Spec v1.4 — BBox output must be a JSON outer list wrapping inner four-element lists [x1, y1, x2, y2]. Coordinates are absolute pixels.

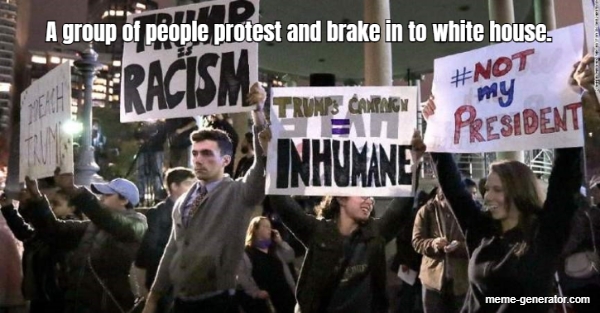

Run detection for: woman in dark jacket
[[268, 130, 425, 313], [420, 96, 583, 313]]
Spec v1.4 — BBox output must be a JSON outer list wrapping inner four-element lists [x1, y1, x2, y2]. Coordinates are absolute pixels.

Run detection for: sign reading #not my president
[[424, 24, 584, 153], [120, 0, 259, 122], [266, 87, 418, 197], [20, 62, 73, 182]]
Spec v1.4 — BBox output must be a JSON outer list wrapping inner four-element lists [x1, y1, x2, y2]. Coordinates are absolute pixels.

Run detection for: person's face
[[50, 195, 72, 218], [100, 193, 128, 211], [339, 196, 375, 222], [256, 219, 272, 241], [467, 186, 478, 201], [170, 178, 196, 200], [484, 172, 511, 220], [192, 140, 231, 182]]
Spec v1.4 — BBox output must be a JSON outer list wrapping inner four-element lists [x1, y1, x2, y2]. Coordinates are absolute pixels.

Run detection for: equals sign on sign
[[331, 119, 351, 135]]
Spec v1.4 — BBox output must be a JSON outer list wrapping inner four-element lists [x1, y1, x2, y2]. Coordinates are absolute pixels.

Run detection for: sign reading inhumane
[[266, 86, 418, 197]]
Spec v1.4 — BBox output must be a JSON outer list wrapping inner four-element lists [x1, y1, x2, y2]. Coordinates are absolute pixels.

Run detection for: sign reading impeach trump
[[424, 24, 584, 153], [19, 62, 73, 182], [266, 86, 418, 197], [120, 0, 259, 122]]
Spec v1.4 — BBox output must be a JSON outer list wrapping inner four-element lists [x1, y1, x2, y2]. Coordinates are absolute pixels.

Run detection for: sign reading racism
[[266, 86, 418, 197], [20, 62, 73, 182], [120, 0, 259, 122], [424, 24, 584, 153]]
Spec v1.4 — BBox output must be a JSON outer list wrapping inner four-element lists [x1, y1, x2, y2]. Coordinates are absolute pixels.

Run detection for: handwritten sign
[[19, 62, 73, 181], [266, 86, 418, 197], [120, 0, 259, 122], [424, 24, 584, 153]]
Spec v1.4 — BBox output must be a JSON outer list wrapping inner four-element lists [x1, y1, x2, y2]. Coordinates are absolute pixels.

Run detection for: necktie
[[184, 185, 207, 227]]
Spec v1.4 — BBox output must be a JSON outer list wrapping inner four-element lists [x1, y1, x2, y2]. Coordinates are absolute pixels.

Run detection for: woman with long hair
[[267, 130, 426, 313], [237, 216, 296, 313], [419, 82, 585, 312]]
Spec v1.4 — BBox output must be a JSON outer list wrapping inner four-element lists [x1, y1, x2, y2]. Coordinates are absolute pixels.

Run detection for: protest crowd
[[1, 1, 600, 313], [0, 53, 598, 313]]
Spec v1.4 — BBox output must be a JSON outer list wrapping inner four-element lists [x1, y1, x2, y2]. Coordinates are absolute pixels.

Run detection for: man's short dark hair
[[190, 128, 233, 156], [463, 178, 477, 189], [164, 167, 195, 192], [244, 132, 253, 143]]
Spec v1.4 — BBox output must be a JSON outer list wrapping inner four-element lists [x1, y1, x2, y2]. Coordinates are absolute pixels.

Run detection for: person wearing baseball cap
[[20, 168, 147, 313], [91, 178, 140, 211]]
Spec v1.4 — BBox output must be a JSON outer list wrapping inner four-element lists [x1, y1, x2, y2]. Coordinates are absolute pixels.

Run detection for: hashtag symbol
[[450, 67, 473, 87]]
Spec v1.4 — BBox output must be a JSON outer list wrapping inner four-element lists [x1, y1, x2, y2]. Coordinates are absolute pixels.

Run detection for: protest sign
[[120, 0, 259, 122], [266, 86, 418, 197], [19, 62, 73, 182], [424, 24, 584, 153]]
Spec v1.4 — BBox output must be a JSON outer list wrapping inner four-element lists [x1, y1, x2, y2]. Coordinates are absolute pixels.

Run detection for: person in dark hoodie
[[22, 169, 148, 313], [420, 94, 583, 312], [268, 130, 426, 313]]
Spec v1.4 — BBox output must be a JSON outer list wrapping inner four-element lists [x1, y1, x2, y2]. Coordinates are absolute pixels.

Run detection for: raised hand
[[53, 167, 78, 196], [570, 54, 594, 92], [248, 82, 267, 110], [24, 176, 42, 200], [422, 95, 436, 121]]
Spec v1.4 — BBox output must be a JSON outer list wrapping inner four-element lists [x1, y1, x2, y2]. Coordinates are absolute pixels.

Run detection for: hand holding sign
[[24, 176, 42, 200], [53, 167, 80, 197], [422, 95, 436, 121], [248, 82, 267, 110], [570, 54, 594, 93]]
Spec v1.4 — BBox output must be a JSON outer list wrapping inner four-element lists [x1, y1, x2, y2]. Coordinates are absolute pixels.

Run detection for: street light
[[73, 46, 104, 186]]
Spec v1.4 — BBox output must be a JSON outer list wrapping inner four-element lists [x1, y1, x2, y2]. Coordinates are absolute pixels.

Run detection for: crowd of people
[[0, 54, 598, 313]]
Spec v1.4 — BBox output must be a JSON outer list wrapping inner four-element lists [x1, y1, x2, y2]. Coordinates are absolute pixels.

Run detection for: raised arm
[[239, 83, 268, 206], [71, 188, 147, 243], [538, 147, 583, 254], [377, 130, 427, 243], [268, 195, 319, 246], [422, 97, 490, 250], [1, 203, 35, 242]]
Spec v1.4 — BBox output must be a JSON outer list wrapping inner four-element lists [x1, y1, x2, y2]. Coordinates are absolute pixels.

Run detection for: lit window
[[112, 60, 121, 67], [31, 55, 46, 64], [50, 56, 61, 64], [0, 82, 10, 92]]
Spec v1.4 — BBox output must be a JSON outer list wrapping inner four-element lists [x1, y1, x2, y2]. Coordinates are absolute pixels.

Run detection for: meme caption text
[[46, 20, 553, 46]]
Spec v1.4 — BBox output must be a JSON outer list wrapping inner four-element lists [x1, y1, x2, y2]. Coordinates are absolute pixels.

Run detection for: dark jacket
[[135, 198, 175, 289], [1, 203, 67, 309], [28, 189, 148, 313], [431, 148, 582, 313], [269, 195, 414, 313]]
